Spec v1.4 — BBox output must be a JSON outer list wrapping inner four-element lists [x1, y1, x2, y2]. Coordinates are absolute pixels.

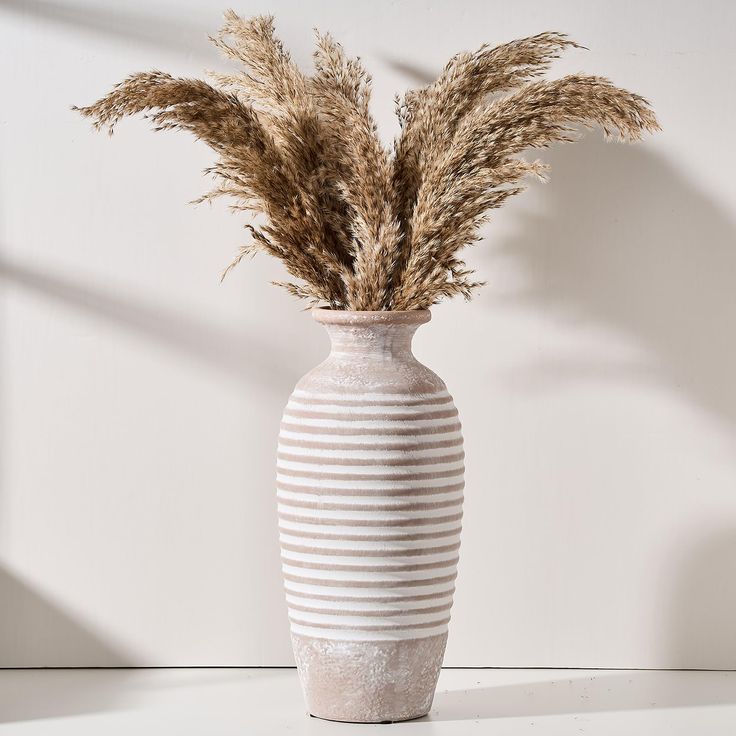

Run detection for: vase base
[[293, 633, 447, 723]]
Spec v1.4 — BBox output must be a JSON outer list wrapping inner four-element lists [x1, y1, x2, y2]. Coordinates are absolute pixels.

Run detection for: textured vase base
[[293, 633, 447, 723]]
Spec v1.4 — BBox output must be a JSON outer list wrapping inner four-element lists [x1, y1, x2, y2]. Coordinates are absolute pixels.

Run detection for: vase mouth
[[312, 308, 431, 327]]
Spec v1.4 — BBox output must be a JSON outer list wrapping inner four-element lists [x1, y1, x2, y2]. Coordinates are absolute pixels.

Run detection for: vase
[[276, 308, 464, 723]]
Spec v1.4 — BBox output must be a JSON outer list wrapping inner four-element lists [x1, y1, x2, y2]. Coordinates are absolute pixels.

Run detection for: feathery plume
[[75, 13, 659, 311]]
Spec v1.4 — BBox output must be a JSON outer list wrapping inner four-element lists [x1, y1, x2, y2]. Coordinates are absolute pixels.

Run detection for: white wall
[[1, 0, 735, 668]]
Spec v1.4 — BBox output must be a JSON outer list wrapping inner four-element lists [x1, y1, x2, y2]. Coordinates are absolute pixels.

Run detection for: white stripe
[[281, 415, 458, 431], [277, 429, 463, 445], [283, 579, 456, 599], [284, 593, 454, 611], [277, 503, 462, 522], [291, 389, 450, 402], [289, 622, 449, 641], [276, 444, 462, 460], [276, 473, 464, 491], [286, 401, 453, 415], [276, 489, 464, 507], [279, 532, 462, 551], [278, 518, 463, 537], [276, 458, 464, 476], [281, 549, 460, 567], [281, 562, 457, 583]]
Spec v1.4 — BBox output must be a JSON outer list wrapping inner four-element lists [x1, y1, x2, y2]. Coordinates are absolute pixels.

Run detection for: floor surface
[[1, 668, 735, 734]]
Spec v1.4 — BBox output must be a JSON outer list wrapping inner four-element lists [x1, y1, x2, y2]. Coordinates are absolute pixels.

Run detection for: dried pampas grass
[[75, 11, 659, 311]]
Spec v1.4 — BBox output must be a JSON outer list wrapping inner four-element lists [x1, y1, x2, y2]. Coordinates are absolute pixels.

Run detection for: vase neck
[[312, 309, 431, 361], [324, 323, 419, 359]]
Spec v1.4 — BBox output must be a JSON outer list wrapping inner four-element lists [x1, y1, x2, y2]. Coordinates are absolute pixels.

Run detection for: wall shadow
[[666, 529, 736, 670], [0, 564, 133, 722], [0, 254, 297, 392], [0, 0, 215, 59], [428, 669, 736, 721], [0, 255, 301, 680], [384, 57, 436, 86], [487, 138, 736, 430]]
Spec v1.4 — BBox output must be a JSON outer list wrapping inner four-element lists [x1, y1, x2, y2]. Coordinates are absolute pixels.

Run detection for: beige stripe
[[290, 395, 452, 408], [277, 437, 463, 452], [277, 511, 463, 527], [276, 497, 463, 513], [281, 556, 460, 573], [276, 480, 464, 497], [283, 587, 455, 604], [282, 572, 457, 588], [288, 615, 452, 632], [277, 526, 462, 542], [285, 408, 459, 422], [276, 450, 464, 467], [276, 466, 464, 482], [280, 421, 462, 436], [278, 541, 461, 557]]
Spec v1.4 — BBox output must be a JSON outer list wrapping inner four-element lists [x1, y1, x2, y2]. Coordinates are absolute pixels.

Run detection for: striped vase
[[277, 308, 463, 723]]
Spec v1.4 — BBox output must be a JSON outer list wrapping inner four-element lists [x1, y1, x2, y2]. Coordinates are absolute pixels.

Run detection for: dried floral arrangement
[[75, 11, 659, 311]]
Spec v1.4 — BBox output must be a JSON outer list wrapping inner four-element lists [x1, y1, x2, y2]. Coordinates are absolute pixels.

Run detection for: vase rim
[[312, 308, 431, 326]]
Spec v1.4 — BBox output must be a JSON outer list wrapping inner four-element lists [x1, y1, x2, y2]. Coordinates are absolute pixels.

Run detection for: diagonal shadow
[[485, 137, 736, 430], [0, 564, 134, 722], [384, 57, 436, 86], [428, 670, 736, 721], [0, 0, 216, 58], [0, 254, 297, 391]]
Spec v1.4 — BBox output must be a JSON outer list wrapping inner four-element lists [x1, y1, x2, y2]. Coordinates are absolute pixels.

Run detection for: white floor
[[1, 668, 735, 734]]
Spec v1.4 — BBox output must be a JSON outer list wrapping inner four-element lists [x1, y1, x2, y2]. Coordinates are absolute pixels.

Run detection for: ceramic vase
[[276, 308, 464, 723]]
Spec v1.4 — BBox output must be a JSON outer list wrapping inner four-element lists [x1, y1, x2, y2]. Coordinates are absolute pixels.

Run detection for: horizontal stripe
[[291, 389, 450, 403], [282, 565, 457, 585], [284, 592, 454, 612], [276, 494, 463, 513], [278, 428, 462, 444], [276, 450, 465, 466], [278, 516, 462, 543], [278, 506, 462, 520], [279, 534, 462, 554], [276, 459, 464, 477], [277, 487, 463, 505], [281, 414, 458, 430], [281, 551, 459, 571], [284, 408, 459, 423], [284, 580, 456, 601], [276, 476, 464, 493], [277, 507, 463, 525], [280, 421, 462, 437], [281, 544, 460, 562], [276, 466, 465, 482], [283, 572, 457, 590], [287, 399, 453, 412], [289, 622, 448, 641], [282, 547, 458, 563], [277, 436, 463, 453]]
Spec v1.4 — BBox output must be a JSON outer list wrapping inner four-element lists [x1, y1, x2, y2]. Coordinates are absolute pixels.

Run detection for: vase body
[[277, 309, 464, 723]]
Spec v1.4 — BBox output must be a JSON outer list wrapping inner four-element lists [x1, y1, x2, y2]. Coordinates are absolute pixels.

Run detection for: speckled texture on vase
[[276, 309, 464, 723], [292, 633, 448, 722]]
